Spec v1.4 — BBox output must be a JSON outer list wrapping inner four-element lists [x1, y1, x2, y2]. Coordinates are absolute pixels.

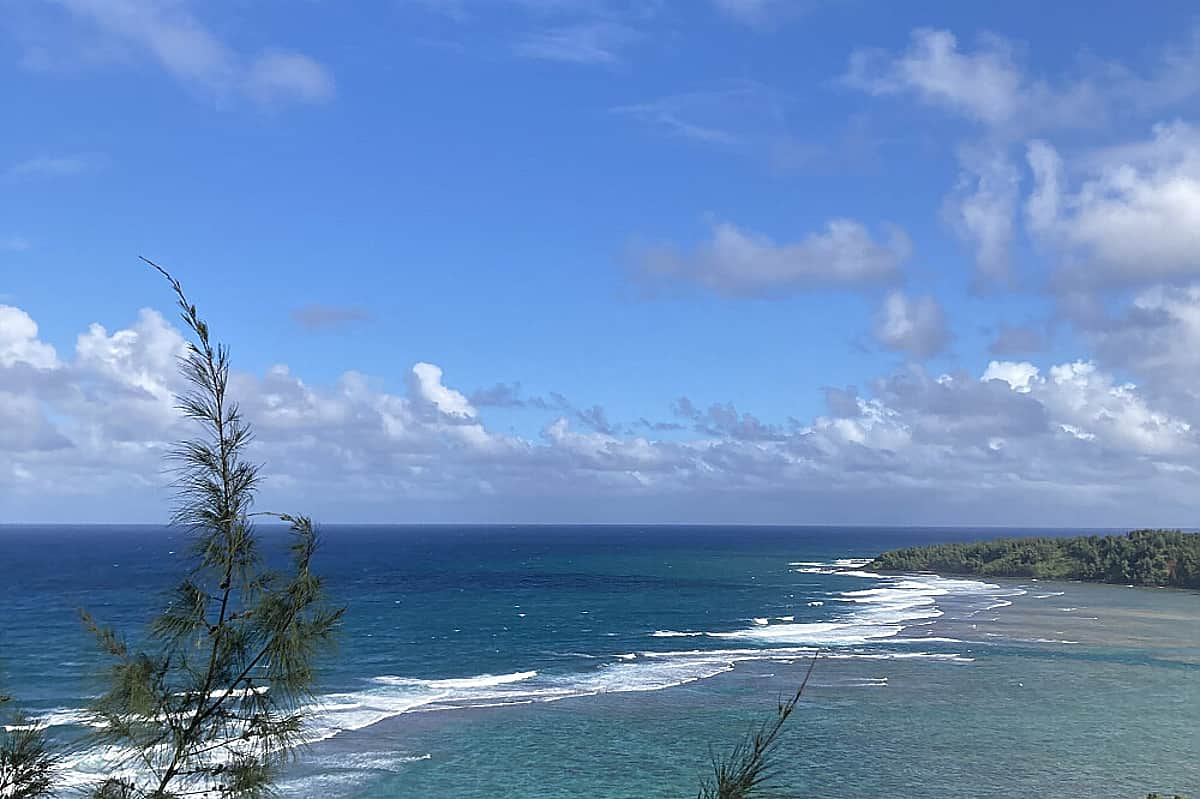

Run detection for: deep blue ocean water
[[1, 525, 1197, 797]]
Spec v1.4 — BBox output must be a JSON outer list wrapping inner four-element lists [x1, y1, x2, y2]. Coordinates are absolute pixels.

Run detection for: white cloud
[[512, 21, 638, 65], [614, 81, 785, 147], [4, 303, 1200, 525], [410, 362, 478, 420], [1025, 139, 1062, 234], [408, 0, 652, 66], [982, 360, 1039, 393], [948, 147, 1021, 283], [0, 305, 59, 369], [46, 0, 335, 106], [844, 29, 1025, 126], [873, 291, 949, 359], [244, 51, 336, 105], [1026, 123, 1200, 285], [1, 236, 32, 252], [1086, 284, 1200, 411], [5, 154, 96, 180], [636, 217, 910, 297], [75, 308, 185, 403], [1041, 360, 1192, 456], [843, 28, 1100, 133], [711, 0, 804, 29]]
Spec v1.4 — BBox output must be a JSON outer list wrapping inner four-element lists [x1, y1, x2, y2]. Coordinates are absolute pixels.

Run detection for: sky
[[3, 0, 1200, 526]]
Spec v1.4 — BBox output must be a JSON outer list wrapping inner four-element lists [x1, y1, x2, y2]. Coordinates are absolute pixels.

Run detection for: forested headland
[[867, 530, 1200, 588]]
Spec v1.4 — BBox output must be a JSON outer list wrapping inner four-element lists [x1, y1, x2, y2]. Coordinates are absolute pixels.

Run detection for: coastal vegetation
[[76, 263, 343, 798], [0, 693, 57, 798], [867, 529, 1200, 588]]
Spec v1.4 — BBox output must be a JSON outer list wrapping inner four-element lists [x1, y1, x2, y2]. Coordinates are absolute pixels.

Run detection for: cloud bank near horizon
[[2, 292, 1198, 527]]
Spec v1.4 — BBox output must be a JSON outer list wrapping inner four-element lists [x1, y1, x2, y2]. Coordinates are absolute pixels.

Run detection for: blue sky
[[4, 0, 1200, 525]]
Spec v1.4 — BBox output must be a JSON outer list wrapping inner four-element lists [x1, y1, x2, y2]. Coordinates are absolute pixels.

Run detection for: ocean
[[1, 524, 1197, 797]]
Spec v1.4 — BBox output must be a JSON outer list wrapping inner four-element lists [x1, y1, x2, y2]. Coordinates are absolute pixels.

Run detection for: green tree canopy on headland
[[868, 530, 1200, 588]]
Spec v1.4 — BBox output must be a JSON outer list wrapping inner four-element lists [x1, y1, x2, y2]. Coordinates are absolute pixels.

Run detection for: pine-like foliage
[[0, 693, 58, 799], [80, 261, 344, 798], [698, 655, 817, 799]]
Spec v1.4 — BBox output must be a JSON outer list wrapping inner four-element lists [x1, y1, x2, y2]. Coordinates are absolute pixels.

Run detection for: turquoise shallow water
[[1, 525, 1197, 797]]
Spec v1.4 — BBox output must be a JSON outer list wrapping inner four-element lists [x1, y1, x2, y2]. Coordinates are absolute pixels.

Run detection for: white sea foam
[[710, 621, 905, 645], [823, 652, 974, 663], [42, 553, 1014, 788], [814, 676, 889, 689], [370, 670, 537, 690], [652, 567, 1015, 652], [46, 634, 978, 789], [789, 557, 877, 577], [1033, 591, 1066, 599]]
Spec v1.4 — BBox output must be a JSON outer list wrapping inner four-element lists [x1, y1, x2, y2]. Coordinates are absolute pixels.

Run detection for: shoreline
[[872, 568, 1200, 594]]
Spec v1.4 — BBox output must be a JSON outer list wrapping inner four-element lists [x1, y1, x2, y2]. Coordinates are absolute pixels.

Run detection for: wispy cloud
[[615, 83, 883, 175], [404, 0, 654, 67], [513, 21, 639, 65], [38, 0, 335, 106], [873, 291, 950, 359], [5, 154, 97, 180], [291, 304, 372, 331], [711, 0, 814, 30], [614, 81, 786, 146], [0, 236, 32, 252]]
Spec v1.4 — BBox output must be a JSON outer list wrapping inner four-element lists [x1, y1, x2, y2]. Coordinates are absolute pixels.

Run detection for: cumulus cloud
[[845, 29, 1024, 126], [948, 147, 1021, 283], [0, 305, 59, 369], [44, 0, 334, 106], [4, 303, 1200, 525], [1085, 284, 1200, 412], [843, 28, 1100, 133], [981, 360, 1039, 393], [672, 396, 787, 441], [409, 362, 478, 420], [1027, 123, 1200, 285], [873, 291, 949, 359], [635, 217, 910, 297]]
